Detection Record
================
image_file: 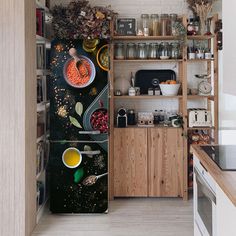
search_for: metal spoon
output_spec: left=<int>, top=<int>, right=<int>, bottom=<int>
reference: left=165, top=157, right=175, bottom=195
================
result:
left=82, top=172, right=108, bottom=186
left=69, top=48, right=88, bottom=77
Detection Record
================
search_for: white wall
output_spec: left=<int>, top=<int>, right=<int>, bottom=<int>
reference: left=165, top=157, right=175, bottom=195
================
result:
left=51, top=0, right=191, bottom=16
left=218, top=0, right=236, bottom=144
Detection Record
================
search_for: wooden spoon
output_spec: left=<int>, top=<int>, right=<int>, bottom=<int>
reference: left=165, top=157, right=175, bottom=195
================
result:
left=69, top=48, right=88, bottom=77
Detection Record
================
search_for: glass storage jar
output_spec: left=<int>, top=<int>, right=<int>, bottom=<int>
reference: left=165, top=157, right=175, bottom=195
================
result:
left=159, top=42, right=170, bottom=59
left=150, top=14, right=160, bottom=36
left=114, top=43, right=125, bottom=60
left=160, top=14, right=170, bottom=36
left=170, top=14, right=178, bottom=36
left=170, top=42, right=181, bottom=59
left=141, top=14, right=150, bottom=36
left=126, top=43, right=136, bottom=59
left=137, top=43, right=147, bottom=59
left=148, top=43, right=158, bottom=59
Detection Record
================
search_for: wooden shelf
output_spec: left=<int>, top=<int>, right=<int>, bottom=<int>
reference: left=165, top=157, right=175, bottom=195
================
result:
left=36, top=35, right=51, bottom=44
left=37, top=134, right=45, bottom=143
left=37, top=69, right=50, bottom=76
left=36, top=168, right=45, bottom=180
left=187, top=95, right=214, bottom=100
left=37, top=198, right=48, bottom=224
left=114, top=125, right=182, bottom=129
left=114, top=95, right=182, bottom=99
left=37, top=102, right=46, bottom=112
left=114, top=59, right=183, bottom=63
left=113, top=35, right=180, bottom=41
left=187, top=35, right=215, bottom=40
left=187, top=59, right=214, bottom=62
left=36, top=1, right=50, bottom=14
left=188, top=127, right=215, bottom=130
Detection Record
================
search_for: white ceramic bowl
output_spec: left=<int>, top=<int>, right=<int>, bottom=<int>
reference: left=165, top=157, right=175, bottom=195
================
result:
left=160, top=84, right=180, bottom=96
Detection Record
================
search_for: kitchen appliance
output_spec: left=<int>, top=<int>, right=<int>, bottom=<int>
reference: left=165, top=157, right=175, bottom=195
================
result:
left=201, top=145, right=236, bottom=171
left=49, top=39, right=108, bottom=213
left=117, top=108, right=127, bottom=128
left=188, top=109, right=212, bottom=128
left=138, top=112, right=154, bottom=127
left=198, top=81, right=212, bottom=95
left=194, top=156, right=217, bottom=236
left=135, top=69, right=176, bottom=95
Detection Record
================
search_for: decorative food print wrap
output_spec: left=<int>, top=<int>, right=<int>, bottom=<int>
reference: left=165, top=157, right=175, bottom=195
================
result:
left=49, top=39, right=109, bottom=213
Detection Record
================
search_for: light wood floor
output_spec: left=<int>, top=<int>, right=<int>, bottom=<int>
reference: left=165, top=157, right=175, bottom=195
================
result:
left=32, top=198, right=193, bottom=236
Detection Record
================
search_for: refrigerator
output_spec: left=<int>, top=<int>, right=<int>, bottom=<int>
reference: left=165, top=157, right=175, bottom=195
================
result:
left=49, top=39, right=109, bottom=213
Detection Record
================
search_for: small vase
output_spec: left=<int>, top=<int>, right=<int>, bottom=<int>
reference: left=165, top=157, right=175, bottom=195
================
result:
left=200, top=18, right=207, bottom=35
left=114, top=76, right=130, bottom=95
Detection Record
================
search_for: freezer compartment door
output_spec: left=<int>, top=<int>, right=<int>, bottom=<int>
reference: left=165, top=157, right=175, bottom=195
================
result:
left=49, top=141, right=108, bottom=213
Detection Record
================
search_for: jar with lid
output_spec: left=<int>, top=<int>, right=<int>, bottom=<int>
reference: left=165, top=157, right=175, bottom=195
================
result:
left=126, top=43, right=136, bottom=59
left=187, top=18, right=195, bottom=35
left=160, top=14, right=170, bottom=36
left=137, top=43, right=148, bottom=59
left=151, top=14, right=160, bottom=36
left=159, top=110, right=166, bottom=123
left=170, top=14, right=178, bottom=36
left=153, top=110, right=159, bottom=124
left=148, top=43, right=158, bottom=59
left=193, top=17, right=200, bottom=35
left=159, top=42, right=170, bottom=59
left=170, top=42, right=181, bottom=59
left=141, top=14, right=150, bottom=36
left=127, top=109, right=136, bottom=125
left=114, top=43, right=125, bottom=60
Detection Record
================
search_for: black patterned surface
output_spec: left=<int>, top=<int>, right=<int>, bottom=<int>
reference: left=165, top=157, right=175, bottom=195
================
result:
left=49, top=39, right=108, bottom=213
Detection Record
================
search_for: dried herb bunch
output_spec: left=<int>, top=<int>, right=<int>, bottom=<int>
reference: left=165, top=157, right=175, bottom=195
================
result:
left=51, top=0, right=117, bottom=39
left=187, top=0, right=216, bottom=34
left=187, top=0, right=216, bottom=15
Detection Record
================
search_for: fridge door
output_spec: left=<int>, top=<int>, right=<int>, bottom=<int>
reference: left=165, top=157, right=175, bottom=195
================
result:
left=50, top=39, right=109, bottom=148
left=49, top=140, right=108, bottom=213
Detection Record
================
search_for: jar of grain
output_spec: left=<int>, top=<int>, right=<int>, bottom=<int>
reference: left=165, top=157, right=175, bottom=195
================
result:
left=160, top=14, right=170, bottom=36
left=151, top=14, right=160, bottom=36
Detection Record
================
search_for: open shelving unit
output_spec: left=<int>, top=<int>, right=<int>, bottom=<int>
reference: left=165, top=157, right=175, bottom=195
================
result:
left=36, top=0, right=51, bottom=223
left=109, top=15, right=219, bottom=200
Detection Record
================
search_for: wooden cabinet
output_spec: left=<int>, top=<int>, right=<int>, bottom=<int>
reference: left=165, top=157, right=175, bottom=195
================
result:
left=113, top=127, right=184, bottom=197
left=148, top=128, right=184, bottom=197
left=114, top=128, right=148, bottom=197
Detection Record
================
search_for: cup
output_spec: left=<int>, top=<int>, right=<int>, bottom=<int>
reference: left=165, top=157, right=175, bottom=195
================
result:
left=205, top=53, right=212, bottom=59
left=62, top=147, right=82, bottom=169
left=135, top=87, right=140, bottom=96
left=188, top=53, right=196, bottom=60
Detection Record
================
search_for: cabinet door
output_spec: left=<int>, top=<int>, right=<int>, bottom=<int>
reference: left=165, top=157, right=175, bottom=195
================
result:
left=148, top=128, right=183, bottom=197
left=114, top=128, right=148, bottom=197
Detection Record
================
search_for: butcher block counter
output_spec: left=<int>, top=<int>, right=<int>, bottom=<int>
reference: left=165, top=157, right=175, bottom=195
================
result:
left=191, top=145, right=236, bottom=206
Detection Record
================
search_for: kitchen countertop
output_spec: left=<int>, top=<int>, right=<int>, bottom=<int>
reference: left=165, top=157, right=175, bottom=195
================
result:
left=191, top=145, right=236, bottom=206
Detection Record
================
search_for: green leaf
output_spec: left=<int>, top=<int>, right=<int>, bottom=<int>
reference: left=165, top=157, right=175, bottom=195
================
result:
left=69, top=116, right=82, bottom=129
left=74, top=168, right=84, bottom=183
left=75, top=102, right=83, bottom=116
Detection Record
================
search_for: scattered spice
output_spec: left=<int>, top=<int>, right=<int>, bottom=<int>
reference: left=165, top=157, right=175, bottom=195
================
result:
left=83, top=175, right=97, bottom=186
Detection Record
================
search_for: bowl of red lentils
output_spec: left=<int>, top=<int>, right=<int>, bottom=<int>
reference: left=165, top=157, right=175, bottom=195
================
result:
left=63, top=55, right=96, bottom=88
